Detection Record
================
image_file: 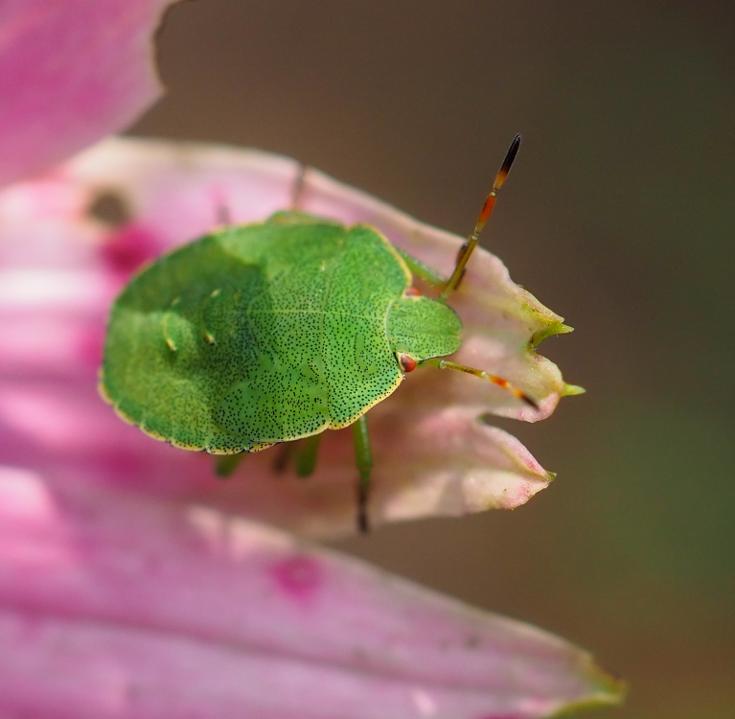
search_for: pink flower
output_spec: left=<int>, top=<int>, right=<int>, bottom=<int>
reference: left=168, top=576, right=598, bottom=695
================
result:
left=1, top=137, right=577, bottom=535
left=0, top=2, right=623, bottom=715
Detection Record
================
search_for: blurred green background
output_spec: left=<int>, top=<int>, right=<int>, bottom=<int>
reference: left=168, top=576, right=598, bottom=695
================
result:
left=133, top=2, right=734, bottom=716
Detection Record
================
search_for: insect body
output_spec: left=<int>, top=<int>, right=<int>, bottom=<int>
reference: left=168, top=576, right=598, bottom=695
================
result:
left=100, top=136, right=534, bottom=531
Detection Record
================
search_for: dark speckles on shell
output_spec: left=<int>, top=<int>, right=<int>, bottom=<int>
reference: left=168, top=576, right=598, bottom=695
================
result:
left=100, top=215, right=413, bottom=453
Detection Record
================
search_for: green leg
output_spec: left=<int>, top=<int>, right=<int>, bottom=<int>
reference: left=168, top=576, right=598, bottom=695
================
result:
left=352, top=414, right=373, bottom=533
left=214, top=453, right=245, bottom=478
left=295, top=433, right=322, bottom=477
left=397, top=249, right=448, bottom=288
left=272, top=442, right=293, bottom=473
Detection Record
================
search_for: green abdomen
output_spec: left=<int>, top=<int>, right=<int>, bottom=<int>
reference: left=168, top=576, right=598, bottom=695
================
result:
left=101, top=220, right=407, bottom=453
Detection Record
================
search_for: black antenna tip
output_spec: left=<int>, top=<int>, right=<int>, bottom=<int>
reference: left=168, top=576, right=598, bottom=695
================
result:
left=501, top=134, right=522, bottom=175
left=493, top=134, right=522, bottom=190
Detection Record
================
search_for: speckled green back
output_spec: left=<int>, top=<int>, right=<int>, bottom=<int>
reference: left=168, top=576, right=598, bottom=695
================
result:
left=101, top=216, right=411, bottom=453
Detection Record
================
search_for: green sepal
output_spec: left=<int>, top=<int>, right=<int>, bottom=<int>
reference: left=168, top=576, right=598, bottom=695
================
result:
left=530, top=321, right=574, bottom=349
left=548, top=659, right=627, bottom=717
left=215, top=453, right=245, bottom=478
left=562, top=383, right=586, bottom=397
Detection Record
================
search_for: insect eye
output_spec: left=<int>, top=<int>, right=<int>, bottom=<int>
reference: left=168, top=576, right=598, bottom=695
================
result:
left=397, top=353, right=417, bottom=373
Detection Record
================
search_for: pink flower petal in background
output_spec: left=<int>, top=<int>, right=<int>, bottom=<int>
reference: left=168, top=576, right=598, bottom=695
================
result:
left=0, top=470, right=623, bottom=718
left=0, top=137, right=574, bottom=535
left=0, top=5, right=622, bottom=713
left=0, top=0, right=177, bottom=188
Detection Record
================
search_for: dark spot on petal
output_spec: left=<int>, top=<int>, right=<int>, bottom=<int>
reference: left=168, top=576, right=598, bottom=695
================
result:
left=464, top=633, right=482, bottom=648
left=88, top=189, right=131, bottom=226
left=101, top=223, right=160, bottom=277
left=269, top=554, right=322, bottom=603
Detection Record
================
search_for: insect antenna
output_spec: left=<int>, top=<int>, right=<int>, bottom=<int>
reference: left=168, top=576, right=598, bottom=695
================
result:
left=440, top=133, right=521, bottom=299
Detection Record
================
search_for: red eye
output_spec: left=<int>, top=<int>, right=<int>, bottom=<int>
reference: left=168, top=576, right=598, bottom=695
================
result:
left=398, top=353, right=417, bottom=373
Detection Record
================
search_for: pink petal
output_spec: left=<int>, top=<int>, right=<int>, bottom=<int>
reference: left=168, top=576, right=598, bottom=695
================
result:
left=200, top=407, right=555, bottom=537
left=0, top=138, right=571, bottom=534
left=0, top=0, right=177, bottom=187
left=0, top=470, right=623, bottom=718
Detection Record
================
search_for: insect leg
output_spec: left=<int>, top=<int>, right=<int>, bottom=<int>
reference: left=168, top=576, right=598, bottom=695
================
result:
left=290, top=163, right=307, bottom=210
left=352, top=414, right=373, bottom=533
left=214, top=452, right=245, bottom=478
left=210, top=185, right=234, bottom=228
left=215, top=202, right=233, bottom=227
left=397, top=249, right=448, bottom=288
left=295, top=433, right=322, bottom=477
left=272, top=442, right=294, bottom=473
left=422, top=358, right=539, bottom=410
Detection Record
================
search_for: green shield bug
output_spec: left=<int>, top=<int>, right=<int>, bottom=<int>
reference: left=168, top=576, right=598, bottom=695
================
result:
left=100, top=135, right=536, bottom=531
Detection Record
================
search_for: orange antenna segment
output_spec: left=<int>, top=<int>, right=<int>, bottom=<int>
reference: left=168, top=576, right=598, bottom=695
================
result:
left=440, top=133, right=521, bottom=299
